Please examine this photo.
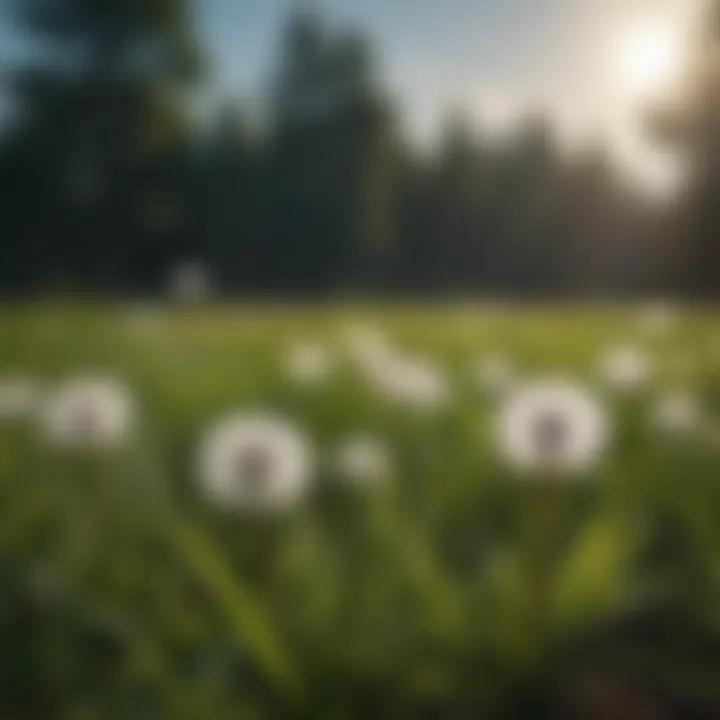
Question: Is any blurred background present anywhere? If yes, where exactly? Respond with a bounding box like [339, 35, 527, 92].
[5, 3, 720, 718]
[1, 0, 719, 300]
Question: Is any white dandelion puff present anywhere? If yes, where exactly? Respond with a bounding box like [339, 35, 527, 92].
[599, 346, 651, 392]
[0, 377, 42, 421]
[198, 414, 313, 513]
[284, 343, 334, 386]
[41, 377, 137, 451]
[497, 379, 611, 476]
[377, 356, 450, 411]
[345, 326, 394, 375]
[335, 435, 391, 485]
[474, 355, 515, 395]
[651, 392, 701, 436]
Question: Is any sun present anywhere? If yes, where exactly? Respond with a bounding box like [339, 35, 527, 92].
[619, 22, 681, 99]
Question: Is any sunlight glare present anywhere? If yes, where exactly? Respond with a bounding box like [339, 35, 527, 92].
[619, 22, 681, 99]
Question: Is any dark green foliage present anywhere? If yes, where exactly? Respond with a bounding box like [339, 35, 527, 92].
[1, 0, 200, 295]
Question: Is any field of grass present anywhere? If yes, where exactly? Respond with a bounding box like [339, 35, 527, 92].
[1, 303, 720, 718]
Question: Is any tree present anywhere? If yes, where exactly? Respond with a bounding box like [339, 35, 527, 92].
[268, 10, 396, 294]
[5, 0, 202, 293]
[646, 0, 720, 296]
[197, 104, 267, 294]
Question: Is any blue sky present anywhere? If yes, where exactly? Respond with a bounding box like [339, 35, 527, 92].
[0, 0, 705, 189]
[193, 1, 693, 128]
[197, 0, 702, 192]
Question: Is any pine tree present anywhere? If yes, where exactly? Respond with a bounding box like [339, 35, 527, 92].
[6, 0, 202, 292]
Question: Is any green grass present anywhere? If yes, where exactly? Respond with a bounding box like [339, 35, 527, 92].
[1, 302, 720, 717]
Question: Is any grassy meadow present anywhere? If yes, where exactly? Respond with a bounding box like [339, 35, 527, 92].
[1, 302, 720, 717]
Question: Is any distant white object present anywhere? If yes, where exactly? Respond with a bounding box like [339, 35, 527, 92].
[170, 262, 211, 304]
[377, 356, 450, 411]
[497, 379, 611, 476]
[285, 343, 334, 386]
[599, 346, 651, 392]
[345, 326, 393, 375]
[335, 435, 391, 485]
[651, 392, 701, 436]
[41, 376, 136, 452]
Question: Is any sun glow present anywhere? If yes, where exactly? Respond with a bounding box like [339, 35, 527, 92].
[619, 22, 682, 99]
[605, 19, 689, 197]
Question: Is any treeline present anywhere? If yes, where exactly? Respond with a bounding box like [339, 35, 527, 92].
[0, 1, 717, 298]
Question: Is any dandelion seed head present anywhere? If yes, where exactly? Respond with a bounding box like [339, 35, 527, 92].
[198, 413, 313, 513]
[497, 379, 611, 476]
[42, 376, 136, 452]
